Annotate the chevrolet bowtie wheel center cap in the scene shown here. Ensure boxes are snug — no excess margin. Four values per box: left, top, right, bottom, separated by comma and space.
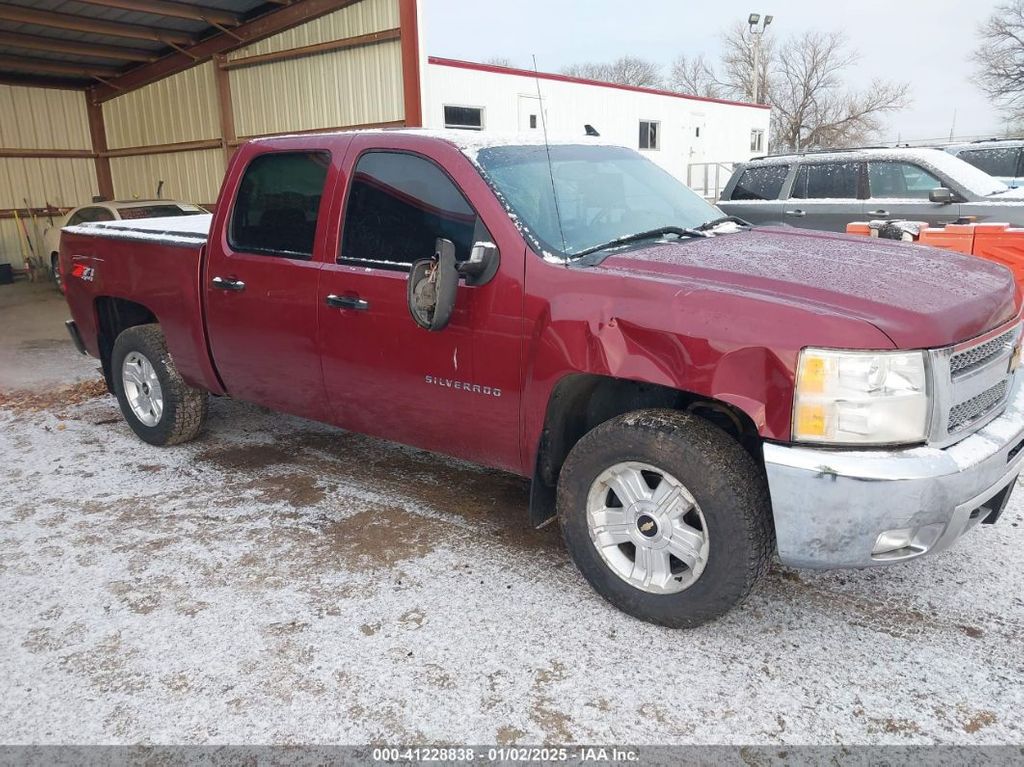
636, 514, 659, 538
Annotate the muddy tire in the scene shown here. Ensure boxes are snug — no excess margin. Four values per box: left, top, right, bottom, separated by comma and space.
111, 324, 208, 446
557, 409, 773, 628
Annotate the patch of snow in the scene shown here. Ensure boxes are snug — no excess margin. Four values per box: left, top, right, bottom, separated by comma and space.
412, 129, 622, 163
64, 214, 212, 248
2, 394, 1023, 745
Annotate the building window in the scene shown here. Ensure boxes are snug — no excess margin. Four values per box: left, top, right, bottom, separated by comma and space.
530, 114, 538, 129
750, 129, 765, 153
639, 120, 660, 150
444, 105, 484, 131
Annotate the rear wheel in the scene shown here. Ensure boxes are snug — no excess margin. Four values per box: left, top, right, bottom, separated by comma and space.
111, 324, 208, 446
557, 410, 773, 628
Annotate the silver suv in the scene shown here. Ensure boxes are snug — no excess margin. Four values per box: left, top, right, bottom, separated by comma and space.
718, 147, 1024, 232
943, 138, 1024, 188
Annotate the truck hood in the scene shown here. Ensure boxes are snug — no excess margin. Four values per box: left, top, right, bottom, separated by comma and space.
595, 226, 1018, 349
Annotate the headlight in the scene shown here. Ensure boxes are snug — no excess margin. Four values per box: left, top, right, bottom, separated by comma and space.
793, 348, 929, 445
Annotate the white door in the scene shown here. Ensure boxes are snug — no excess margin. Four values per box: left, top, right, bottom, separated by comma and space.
683, 113, 709, 194
518, 95, 543, 133
687, 112, 707, 165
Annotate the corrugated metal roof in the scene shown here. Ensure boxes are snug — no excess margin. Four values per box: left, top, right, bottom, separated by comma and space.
0, 0, 269, 87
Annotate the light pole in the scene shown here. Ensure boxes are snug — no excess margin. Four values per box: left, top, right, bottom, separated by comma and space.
748, 13, 773, 105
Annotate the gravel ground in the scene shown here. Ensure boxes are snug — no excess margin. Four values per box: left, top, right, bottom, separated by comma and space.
1, 390, 1022, 746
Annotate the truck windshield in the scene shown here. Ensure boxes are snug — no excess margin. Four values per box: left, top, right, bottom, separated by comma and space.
475, 144, 724, 260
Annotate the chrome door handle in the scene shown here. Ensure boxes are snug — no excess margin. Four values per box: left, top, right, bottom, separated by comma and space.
868, 209, 890, 216
784, 209, 806, 217
211, 276, 246, 291
325, 294, 369, 311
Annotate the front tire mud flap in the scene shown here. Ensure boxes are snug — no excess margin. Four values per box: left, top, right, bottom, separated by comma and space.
529, 466, 558, 529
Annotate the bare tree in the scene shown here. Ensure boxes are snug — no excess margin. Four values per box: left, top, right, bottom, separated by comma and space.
718, 23, 775, 104
562, 62, 607, 80
670, 25, 907, 151
563, 56, 663, 88
669, 54, 725, 98
769, 30, 908, 150
975, 1, 1024, 123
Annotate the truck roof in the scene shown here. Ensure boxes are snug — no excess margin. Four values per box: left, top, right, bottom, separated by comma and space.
62, 131, 624, 248
250, 128, 620, 161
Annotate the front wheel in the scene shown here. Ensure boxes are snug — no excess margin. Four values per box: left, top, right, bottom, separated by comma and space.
111, 324, 208, 446
557, 410, 774, 628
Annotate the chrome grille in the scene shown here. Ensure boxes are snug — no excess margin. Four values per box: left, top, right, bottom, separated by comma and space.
930, 322, 1021, 446
949, 329, 1017, 377
948, 380, 1010, 433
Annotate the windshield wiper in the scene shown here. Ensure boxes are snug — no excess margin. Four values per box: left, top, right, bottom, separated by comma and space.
573, 218, 753, 259
573, 226, 701, 258
694, 215, 752, 231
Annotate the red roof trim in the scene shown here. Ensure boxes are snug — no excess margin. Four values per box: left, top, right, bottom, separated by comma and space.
427, 56, 772, 111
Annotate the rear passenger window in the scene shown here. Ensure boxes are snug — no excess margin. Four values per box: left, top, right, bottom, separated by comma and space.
229, 151, 331, 260
340, 151, 489, 269
791, 162, 861, 199
957, 148, 1020, 178
730, 165, 789, 200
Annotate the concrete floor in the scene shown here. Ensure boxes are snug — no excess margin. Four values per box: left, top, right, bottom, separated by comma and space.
0, 284, 1022, 746
0, 280, 100, 391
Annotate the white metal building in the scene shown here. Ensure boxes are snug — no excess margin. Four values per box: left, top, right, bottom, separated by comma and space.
421, 57, 772, 196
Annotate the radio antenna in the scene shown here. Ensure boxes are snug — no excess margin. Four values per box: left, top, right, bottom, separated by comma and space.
532, 55, 568, 262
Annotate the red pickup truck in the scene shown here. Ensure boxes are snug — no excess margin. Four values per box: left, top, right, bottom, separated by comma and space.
60, 130, 1024, 628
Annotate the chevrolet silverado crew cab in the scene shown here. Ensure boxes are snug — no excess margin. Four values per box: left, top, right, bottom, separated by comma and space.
60, 130, 1024, 628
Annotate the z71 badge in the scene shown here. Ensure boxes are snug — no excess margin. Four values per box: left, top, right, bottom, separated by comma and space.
71, 264, 95, 282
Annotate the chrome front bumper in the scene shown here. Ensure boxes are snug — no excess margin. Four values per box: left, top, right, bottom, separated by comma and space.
764, 379, 1024, 569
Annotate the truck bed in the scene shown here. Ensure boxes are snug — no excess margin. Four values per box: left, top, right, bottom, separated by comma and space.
64, 214, 212, 248
60, 213, 224, 396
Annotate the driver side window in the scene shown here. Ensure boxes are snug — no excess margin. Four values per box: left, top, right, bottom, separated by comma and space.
340, 152, 489, 270
868, 162, 943, 199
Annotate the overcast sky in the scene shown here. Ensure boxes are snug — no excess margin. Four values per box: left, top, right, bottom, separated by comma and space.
422, 0, 1008, 142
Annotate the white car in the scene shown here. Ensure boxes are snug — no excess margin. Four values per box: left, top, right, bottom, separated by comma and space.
45, 200, 207, 291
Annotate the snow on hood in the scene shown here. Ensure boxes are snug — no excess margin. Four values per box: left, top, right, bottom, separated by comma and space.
64, 214, 212, 247
596, 226, 1018, 348
990, 185, 1024, 200
919, 149, 1009, 197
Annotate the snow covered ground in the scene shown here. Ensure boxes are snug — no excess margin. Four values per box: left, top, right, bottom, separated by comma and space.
1, 392, 1022, 745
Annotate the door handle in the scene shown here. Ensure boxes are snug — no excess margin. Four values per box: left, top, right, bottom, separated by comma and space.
868, 209, 891, 217
211, 276, 246, 291
325, 294, 369, 311
784, 209, 806, 217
